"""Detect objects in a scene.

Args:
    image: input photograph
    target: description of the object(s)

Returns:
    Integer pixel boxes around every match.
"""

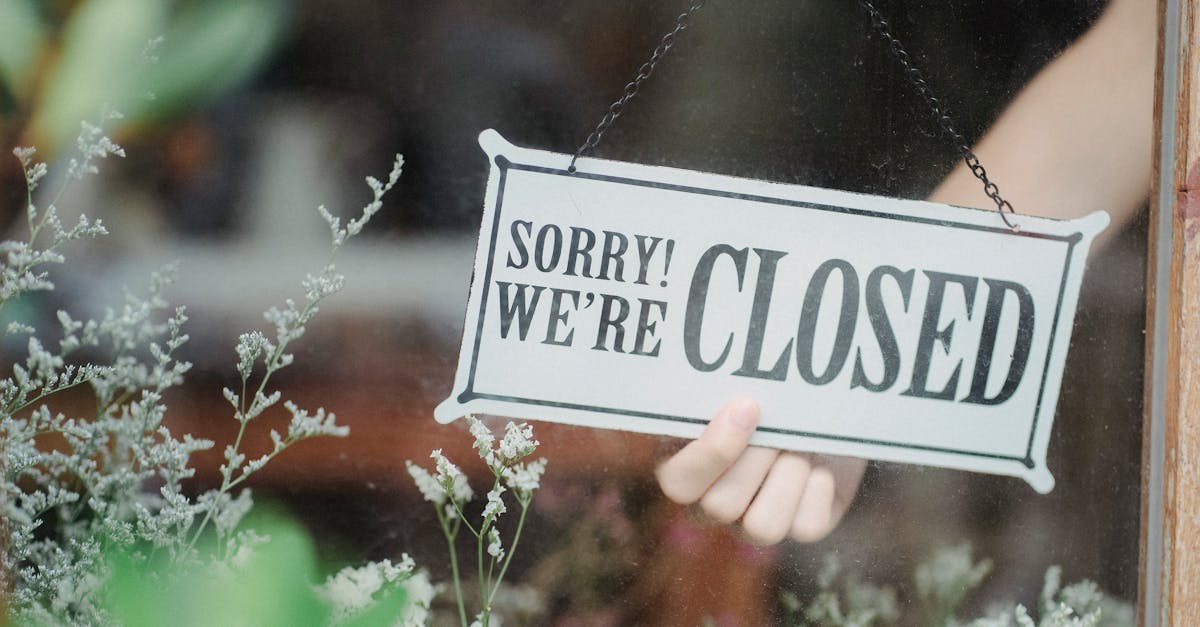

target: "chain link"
[858,0,1019,231]
[569,0,1018,232]
[568,0,706,173]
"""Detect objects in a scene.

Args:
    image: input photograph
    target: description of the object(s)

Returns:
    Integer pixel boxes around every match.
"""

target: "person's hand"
[655,398,867,545]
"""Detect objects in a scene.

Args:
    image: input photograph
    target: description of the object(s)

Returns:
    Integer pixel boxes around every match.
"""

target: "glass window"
[1,1,1151,624]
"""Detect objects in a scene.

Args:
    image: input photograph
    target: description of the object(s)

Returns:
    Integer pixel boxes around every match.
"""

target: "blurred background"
[0,0,1144,623]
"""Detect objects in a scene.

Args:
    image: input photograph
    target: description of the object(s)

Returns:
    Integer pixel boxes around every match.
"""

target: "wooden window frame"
[1141,0,1199,624]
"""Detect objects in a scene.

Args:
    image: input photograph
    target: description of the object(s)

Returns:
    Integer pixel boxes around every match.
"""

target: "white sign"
[435,130,1108,493]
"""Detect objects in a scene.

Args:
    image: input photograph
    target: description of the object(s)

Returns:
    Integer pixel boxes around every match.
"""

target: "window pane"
[2,0,1146,624]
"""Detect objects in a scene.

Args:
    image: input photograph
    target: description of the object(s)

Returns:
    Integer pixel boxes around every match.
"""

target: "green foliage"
[104,512,334,627]
[100,510,416,627]
[4,0,286,151]
[0,0,45,102]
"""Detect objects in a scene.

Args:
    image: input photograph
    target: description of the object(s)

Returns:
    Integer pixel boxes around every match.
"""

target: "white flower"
[234,331,271,379]
[318,565,385,618]
[406,461,445,506]
[431,449,473,502]
[315,557,415,623]
[283,401,347,440]
[0,140,404,626]
[1013,605,1036,627]
[12,147,47,190]
[398,569,436,627]
[497,422,538,462]
[487,528,504,560]
[502,457,547,498]
[482,485,506,521]
[466,415,496,465]
[451,474,474,503]
[431,449,459,482]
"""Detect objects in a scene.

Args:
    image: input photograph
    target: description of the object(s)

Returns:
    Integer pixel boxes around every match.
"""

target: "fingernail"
[726,398,759,431]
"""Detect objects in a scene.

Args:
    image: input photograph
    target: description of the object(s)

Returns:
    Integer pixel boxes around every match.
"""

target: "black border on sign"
[458,157,1082,467]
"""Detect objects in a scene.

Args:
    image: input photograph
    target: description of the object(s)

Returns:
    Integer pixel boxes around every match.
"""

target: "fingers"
[698,446,779,523]
[654,399,869,545]
[655,398,759,505]
[742,453,812,545]
[789,463,837,542]
[790,455,868,543]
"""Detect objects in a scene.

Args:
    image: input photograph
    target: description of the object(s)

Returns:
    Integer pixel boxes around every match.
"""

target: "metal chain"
[858,0,1019,231]
[568,0,706,173]
[570,0,1018,232]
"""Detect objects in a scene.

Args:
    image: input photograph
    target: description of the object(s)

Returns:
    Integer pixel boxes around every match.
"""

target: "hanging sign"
[435,130,1108,493]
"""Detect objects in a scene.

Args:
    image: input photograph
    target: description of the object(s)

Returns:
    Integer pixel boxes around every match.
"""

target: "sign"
[435,130,1109,493]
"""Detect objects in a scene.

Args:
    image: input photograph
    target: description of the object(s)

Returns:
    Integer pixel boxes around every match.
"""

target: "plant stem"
[439,507,468,627]
[450,500,480,538]
[478,523,487,626]
[487,499,530,608]
[7,378,92,416]
[185,412,248,552]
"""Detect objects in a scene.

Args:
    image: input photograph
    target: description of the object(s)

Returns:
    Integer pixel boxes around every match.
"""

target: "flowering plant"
[0,112,405,625]
[407,417,547,627]
[782,545,1133,627]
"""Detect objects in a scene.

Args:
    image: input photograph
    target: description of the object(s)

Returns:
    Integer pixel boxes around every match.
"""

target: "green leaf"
[0,0,46,103]
[28,0,287,151]
[105,512,331,627]
[133,0,288,122]
[27,0,166,149]
[341,583,409,627]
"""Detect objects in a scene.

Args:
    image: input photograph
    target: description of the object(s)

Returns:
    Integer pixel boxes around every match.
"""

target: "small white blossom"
[67,114,125,180]
[316,557,416,623]
[482,485,507,521]
[12,146,47,190]
[502,457,547,499]
[466,415,496,464]
[1014,605,1036,627]
[1,134,404,625]
[12,145,36,166]
[235,331,271,379]
[6,321,35,335]
[301,268,344,302]
[497,421,538,462]
[398,569,436,627]
[221,387,239,409]
[284,401,348,440]
[486,527,504,560]
[406,460,445,506]
[323,154,403,250]
[431,449,473,503]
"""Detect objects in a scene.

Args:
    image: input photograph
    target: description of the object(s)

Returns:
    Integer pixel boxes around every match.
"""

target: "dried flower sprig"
[2,114,199,623]
[780,546,1132,627]
[407,416,546,627]
[315,554,437,626]
[1,108,405,624]
[186,152,404,555]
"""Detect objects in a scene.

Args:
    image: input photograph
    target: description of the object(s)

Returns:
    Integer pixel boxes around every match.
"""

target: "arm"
[931,0,1154,235]
[656,0,1155,544]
